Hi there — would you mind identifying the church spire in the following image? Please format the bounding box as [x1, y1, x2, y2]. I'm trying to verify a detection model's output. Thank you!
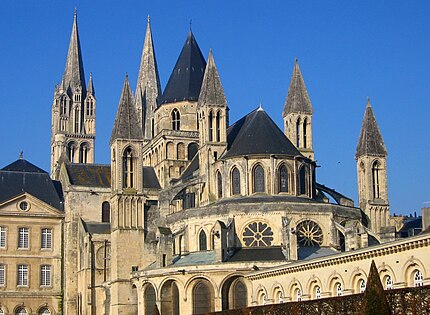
[135, 15, 161, 140]
[111, 75, 143, 143]
[355, 98, 387, 159]
[62, 9, 86, 95]
[87, 72, 95, 96]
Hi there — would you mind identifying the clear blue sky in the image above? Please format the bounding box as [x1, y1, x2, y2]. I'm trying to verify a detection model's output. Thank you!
[0, 1, 429, 215]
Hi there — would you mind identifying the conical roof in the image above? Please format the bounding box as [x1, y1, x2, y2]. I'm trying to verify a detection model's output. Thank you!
[283, 60, 312, 116]
[159, 31, 206, 105]
[110, 76, 143, 143]
[355, 99, 387, 159]
[87, 72, 95, 96]
[198, 49, 226, 107]
[62, 9, 86, 95]
[222, 107, 302, 159]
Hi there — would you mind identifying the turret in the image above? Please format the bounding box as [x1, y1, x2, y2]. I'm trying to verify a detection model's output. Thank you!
[283, 59, 314, 160]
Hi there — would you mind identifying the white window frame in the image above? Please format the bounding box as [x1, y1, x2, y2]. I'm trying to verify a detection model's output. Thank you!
[17, 264, 28, 286]
[40, 265, 51, 287]
[359, 279, 366, 293]
[315, 285, 321, 299]
[414, 270, 424, 287]
[0, 264, 5, 286]
[18, 227, 29, 249]
[0, 227, 6, 248]
[41, 228, 52, 249]
[336, 283, 343, 296]
[385, 275, 393, 290]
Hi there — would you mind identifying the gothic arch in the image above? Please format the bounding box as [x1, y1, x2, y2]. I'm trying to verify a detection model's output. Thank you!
[287, 278, 303, 302]
[230, 166, 241, 196]
[270, 282, 285, 303]
[306, 276, 323, 299]
[349, 268, 368, 293]
[378, 263, 397, 285]
[327, 273, 345, 297]
[220, 275, 249, 310]
[252, 163, 265, 193]
[402, 257, 427, 287]
[197, 228, 208, 251]
[166, 142, 174, 159]
[298, 164, 309, 195]
[177, 142, 185, 160]
[187, 142, 198, 160]
[254, 285, 268, 305]
[67, 141, 78, 162]
[143, 283, 157, 315]
[171, 108, 181, 131]
[216, 171, 223, 199]
[192, 278, 215, 314]
[277, 162, 292, 193]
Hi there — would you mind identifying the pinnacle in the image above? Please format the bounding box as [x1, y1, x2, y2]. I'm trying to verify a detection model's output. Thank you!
[198, 49, 226, 108]
[283, 59, 312, 117]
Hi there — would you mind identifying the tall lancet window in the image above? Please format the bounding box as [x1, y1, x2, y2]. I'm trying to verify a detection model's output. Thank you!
[67, 142, 77, 163]
[208, 111, 213, 141]
[231, 167, 241, 195]
[296, 118, 301, 147]
[372, 161, 380, 199]
[279, 165, 289, 193]
[253, 164, 265, 193]
[79, 143, 88, 163]
[172, 108, 180, 131]
[74, 107, 80, 133]
[303, 118, 308, 148]
[217, 171, 223, 198]
[123, 147, 134, 188]
[216, 111, 221, 141]
[299, 165, 308, 195]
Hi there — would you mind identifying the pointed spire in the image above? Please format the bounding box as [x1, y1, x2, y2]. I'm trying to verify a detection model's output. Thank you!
[62, 9, 86, 94]
[159, 31, 206, 105]
[283, 59, 312, 117]
[355, 99, 387, 159]
[110, 75, 143, 143]
[87, 72, 95, 96]
[135, 15, 161, 140]
[198, 49, 226, 107]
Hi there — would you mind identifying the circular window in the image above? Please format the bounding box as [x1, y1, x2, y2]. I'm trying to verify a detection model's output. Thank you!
[242, 221, 273, 247]
[296, 220, 323, 247]
[19, 201, 29, 211]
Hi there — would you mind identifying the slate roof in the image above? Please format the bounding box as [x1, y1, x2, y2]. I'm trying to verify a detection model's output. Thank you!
[65, 164, 111, 188]
[62, 10, 86, 95]
[110, 75, 144, 143]
[0, 159, 64, 210]
[227, 247, 287, 262]
[143, 166, 161, 189]
[197, 50, 226, 107]
[159, 31, 206, 105]
[297, 246, 338, 260]
[283, 60, 312, 116]
[222, 107, 302, 159]
[82, 220, 111, 234]
[179, 153, 200, 181]
[356, 99, 387, 158]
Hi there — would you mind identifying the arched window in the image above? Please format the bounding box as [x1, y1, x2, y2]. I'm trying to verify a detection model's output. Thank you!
[216, 111, 221, 141]
[279, 165, 289, 193]
[16, 308, 27, 315]
[385, 275, 393, 290]
[102, 202, 110, 223]
[336, 283, 343, 296]
[372, 161, 380, 199]
[296, 289, 302, 301]
[303, 118, 308, 148]
[242, 222, 273, 247]
[144, 285, 156, 315]
[74, 107, 80, 133]
[161, 281, 180, 315]
[232, 279, 247, 309]
[231, 167, 241, 195]
[253, 164, 265, 193]
[67, 142, 77, 163]
[414, 270, 424, 287]
[166, 142, 174, 159]
[193, 280, 214, 314]
[0, 308, 3, 315]
[296, 118, 301, 147]
[217, 172, 223, 198]
[258, 291, 266, 305]
[38, 308, 51, 315]
[178, 235, 183, 255]
[123, 147, 134, 188]
[208, 111, 213, 141]
[79, 143, 88, 163]
[199, 230, 207, 251]
[172, 108, 180, 131]
[359, 279, 366, 293]
[177, 143, 185, 160]
[299, 165, 307, 195]
[315, 285, 321, 299]
[60, 96, 67, 116]
[188, 143, 198, 160]
[296, 220, 323, 247]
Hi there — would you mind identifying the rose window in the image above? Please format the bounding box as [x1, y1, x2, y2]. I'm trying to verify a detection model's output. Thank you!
[242, 222, 273, 247]
[296, 220, 323, 247]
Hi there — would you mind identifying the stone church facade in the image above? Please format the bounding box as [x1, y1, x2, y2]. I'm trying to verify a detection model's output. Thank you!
[0, 10, 429, 315]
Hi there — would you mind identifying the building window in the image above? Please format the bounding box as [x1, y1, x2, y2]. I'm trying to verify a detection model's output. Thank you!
[296, 289, 302, 301]
[253, 164, 265, 193]
[41, 228, 52, 249]
[123, 147, 134, 188]
[74, 107, 80, 133]
[177, 143, 185, 160]
[0, 227, 6, 248]
[208, 110, 213, 141]
[19, 201, 29, 211]
[296, 220, 323, 247]
[199, 230, 207, 251]
[15, 307, 28, 315]
[188, 143, 198, 161]
[296, 118, 301, 147]
[303, 118, 308, 148]
[102, 202, 110, 223]
[79, 143, 88, 163]
[216, 111, 221, 142]
[232, 279, 247, 309]
[231, 167, 241, 195]
[40, 265, 51, 286]
[278, 165, 289, 193]
[414, 270, 424, 287]
[372, 161, 380, 199]
[193, 280, 213, 314]
[18, 227, 29, 249]
[0, 264, 5, 286]
[17, 264, 28, 286]
[299, 165, 308, 195]
[385, 276, 393, 290]
[336, 283, 343, 296]
[0, 308, 3, 315]
[242, 221, 273, 247]
[67, 142, 77, 163]
[38, 308, 51, 315]
[172, 108, 180, 131]
[217, 172, 223, 198]
[144, 285, 156, 315]
[359, 279, 366, 293]
[315, 285, 321, 299]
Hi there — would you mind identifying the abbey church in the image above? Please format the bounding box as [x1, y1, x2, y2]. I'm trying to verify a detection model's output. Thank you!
[0, 11, 429, 315]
